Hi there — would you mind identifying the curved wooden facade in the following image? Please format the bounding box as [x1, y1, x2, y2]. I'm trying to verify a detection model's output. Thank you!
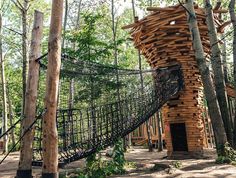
[125, 4, 224, 157]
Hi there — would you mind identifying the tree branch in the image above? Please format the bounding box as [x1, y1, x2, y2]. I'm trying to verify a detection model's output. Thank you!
[3, 26, 22, 36]
[10, 0, 23, 10]
[178, 0, 195, 18]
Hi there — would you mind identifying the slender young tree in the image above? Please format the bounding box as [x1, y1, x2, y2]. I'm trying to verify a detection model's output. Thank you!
[0, 12, 8, 154]
[111, 0, 120, 99]
[204, 0, 233, 145]
[11, 0, 30, 116]
[111, 0, 124, 149]
[6, 86, 16, 148]
[16, 10, 43, 178]
[62, 0, 68, 49]
[185, 0, 227, 155]
[229, 0, 236, 148]
[68, 0, 82, 110]
[21, 0, 29, 114]
[132, 0, 153, 152]
[42, 0, 63, 177]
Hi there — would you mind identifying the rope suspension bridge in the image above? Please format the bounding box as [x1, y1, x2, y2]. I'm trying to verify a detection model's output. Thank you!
[0, 54, 184, 167]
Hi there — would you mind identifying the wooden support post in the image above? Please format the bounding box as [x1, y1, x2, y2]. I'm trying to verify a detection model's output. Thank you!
[42, 0, 63, 177]
[16, 10, 43, 178]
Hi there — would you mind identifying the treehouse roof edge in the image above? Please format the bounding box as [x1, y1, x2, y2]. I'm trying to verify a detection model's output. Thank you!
[124, 4, 226, 69]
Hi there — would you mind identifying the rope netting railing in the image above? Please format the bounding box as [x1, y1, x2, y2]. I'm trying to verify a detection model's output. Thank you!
[38, 54, 155, 110]
[0, 53, 184, 166]
[32, 58, 184, 166]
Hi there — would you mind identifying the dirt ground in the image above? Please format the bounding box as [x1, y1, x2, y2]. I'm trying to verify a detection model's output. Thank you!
[0, 148, 236, 178]
[110, 148, 236, 178]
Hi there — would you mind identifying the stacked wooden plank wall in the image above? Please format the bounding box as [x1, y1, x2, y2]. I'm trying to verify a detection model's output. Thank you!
[124, 4, 225, 157]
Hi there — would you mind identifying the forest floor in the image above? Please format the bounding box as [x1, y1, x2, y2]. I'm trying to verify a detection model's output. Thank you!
[0, 148, 236, 178]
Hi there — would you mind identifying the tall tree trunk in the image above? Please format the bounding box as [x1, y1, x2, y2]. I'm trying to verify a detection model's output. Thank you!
[0, 13, 8, 154]
[22, 0, 29, 118]
[6, 86, 16, 148]
[16, 11, 43, 178]
[229, 0, 236, 148]
[132, 0, 153, 151]
[42, 0, 63, 177]
[204, 0, 233, 145]
[185, 0, 227, 155]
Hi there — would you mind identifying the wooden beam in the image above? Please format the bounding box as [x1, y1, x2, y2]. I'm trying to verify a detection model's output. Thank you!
[218, 20, 231, 33]
[146, 7, 175, 11]
[213, 9, 228, 13]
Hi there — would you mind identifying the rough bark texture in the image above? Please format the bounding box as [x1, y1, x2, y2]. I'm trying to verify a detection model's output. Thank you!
[229, 0, 236, 148]
[16, 11, 43, 178]
[205, 0, 233, 145]
[185, 0, 227, 155]
[42, 0, 63, 177]
[0, 13, 8, 154]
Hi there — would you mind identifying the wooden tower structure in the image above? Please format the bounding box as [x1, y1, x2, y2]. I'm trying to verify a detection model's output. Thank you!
[124, 4, 226, 157]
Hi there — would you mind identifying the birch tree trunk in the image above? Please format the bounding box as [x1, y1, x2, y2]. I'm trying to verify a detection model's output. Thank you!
[204, 0, 233, 145]
[185, 0, 227, 155]
[229, 0, 236, 148]
[0, 13, 8, 154]
[16, 10, 43, 178]
[42, 0, 63, 177]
